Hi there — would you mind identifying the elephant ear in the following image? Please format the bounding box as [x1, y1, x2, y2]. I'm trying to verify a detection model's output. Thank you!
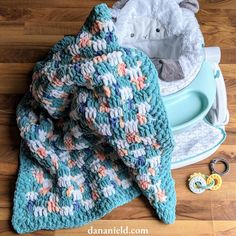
[155, 59, 185, 82]
[179, 0, 199, 13]
[112, 0, 129, 10]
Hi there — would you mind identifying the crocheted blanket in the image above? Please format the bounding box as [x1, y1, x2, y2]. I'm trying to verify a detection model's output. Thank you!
[12, 4, 176, 234]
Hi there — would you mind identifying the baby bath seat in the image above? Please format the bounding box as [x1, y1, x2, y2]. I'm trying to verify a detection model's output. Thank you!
[111, 0, 229, 168]
[164, 48, 228, 169]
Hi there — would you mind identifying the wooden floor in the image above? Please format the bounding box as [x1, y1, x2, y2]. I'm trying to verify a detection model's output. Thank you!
[0, 0, 236, 235]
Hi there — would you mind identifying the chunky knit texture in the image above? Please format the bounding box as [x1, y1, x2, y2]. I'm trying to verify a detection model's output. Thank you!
[12, 4, 176, 234]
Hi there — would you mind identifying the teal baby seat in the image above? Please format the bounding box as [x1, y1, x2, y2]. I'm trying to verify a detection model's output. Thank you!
[166, 59, 227, 169]
[163, 61, 216, 133]
[111, 0, 229, 169]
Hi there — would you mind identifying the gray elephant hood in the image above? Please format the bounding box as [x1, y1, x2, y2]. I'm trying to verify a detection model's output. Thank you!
[111, 0, 205, 95]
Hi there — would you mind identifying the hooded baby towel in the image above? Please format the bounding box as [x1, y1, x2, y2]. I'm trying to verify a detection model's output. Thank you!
[12, 4, 176, 233]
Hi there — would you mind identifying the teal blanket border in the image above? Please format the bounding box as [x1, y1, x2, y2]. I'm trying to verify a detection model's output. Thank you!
[12, 142, 141, 234]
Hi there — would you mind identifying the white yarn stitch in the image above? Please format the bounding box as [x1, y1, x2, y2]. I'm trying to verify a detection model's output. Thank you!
[125, 120, 138, 133]
[44, 71, 57, 83]
[72, 190, 83, 201]
[75, 157, 85, 168]
[147, 155, 161, 168]
[45, 104, 58, 115]
[49, 193, 59, 202]
[101, 73, 117, 86]
[85, 107, 97, 120]
[140, 136, 153, 145]
[152, 180, 162, 194]
[98, 124, 112, 136]
[60, 206, 74, 216]
[119, 87, 133, 101]
[52, 51, 61, 61]
[79, 31, 91, 39]
[121, 179, 132, 189]
[149, 180, 167, 203]
[74, 141, 89, 150]
[103, 20, 114, 32]
[136, 173, 150, 182]
[25, 192, 38, 201]
[137, 102, 151, 115]
[58, 175, 71, 187]
[89, 181, 98, 191]
[34, 207, 48, 217]
[27, 111, 38, 124]
[115, 139, 129, 149]
[102, 185, 116, 197]
[107, 51, 123, 65]
[90, 159, 101, 172]
[61, 74, 74, 86]
[82, 199, 95, 210]
[77, 92, 88, 103]
[59, 151, 70, 162]
[126, 66, 142, 80]
[131, 148, 146, 158]
[50, 89, 66, 99]
[81, 61, 95, 76]
[72, 174, 85, 185]
[92, 39, 107, 52]
[109, 107, 123, 118]
[68, 44, 80, 56]
[38, 129, 47, 142]
[106, 168, 117, 178]
[28, 140, 46, 155]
